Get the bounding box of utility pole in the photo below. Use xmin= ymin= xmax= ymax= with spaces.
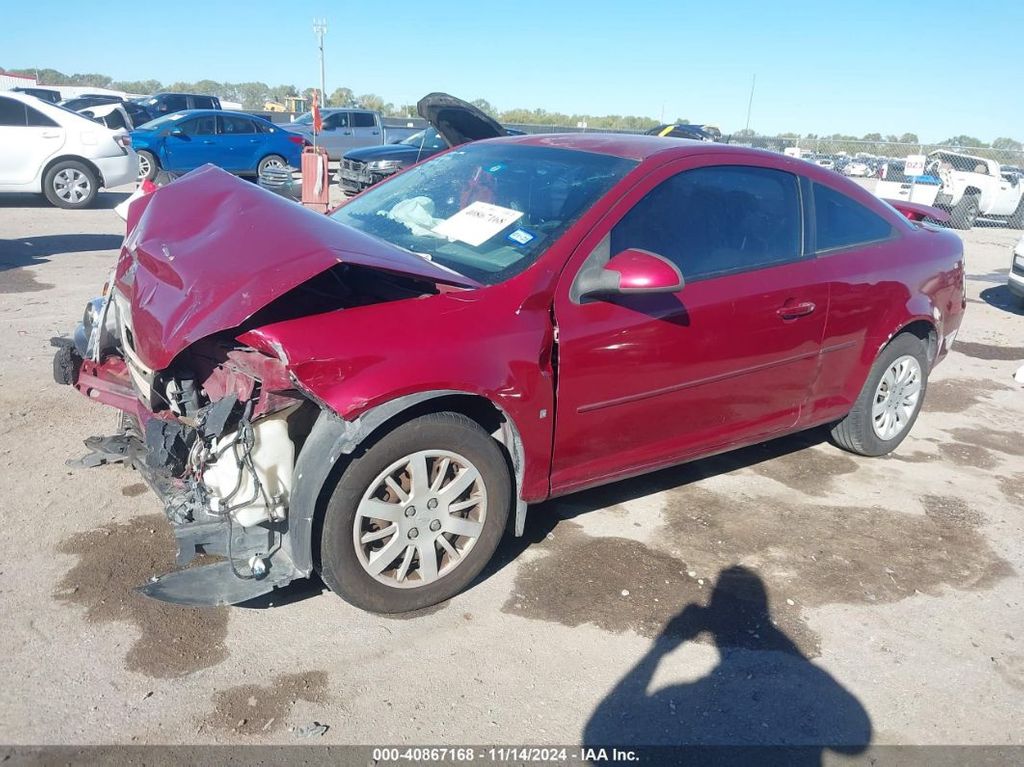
xmin=745 ymin=74 xmax=756 ymax=132
xmin=313 ymin=18 xmax=327 ymax=105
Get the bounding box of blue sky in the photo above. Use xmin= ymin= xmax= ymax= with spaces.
xmin=2 ymin=0 xmax=1020 ymax=142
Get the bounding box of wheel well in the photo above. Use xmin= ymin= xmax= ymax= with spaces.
xmin=303 ymin=392 xmax=526 ymax=574
xmin=892 ymin=319 xmax=938 ymax=363
xmin=357 ymin=393 xmax=521 ymax=487
xmin=963 ymin=186 xmax=982 ymax=198
xmin=41 ymin=155 xmax=104 ymax=187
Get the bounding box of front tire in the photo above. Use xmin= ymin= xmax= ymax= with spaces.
xmin=137 ymin=150 xmax=158 ymax=181
xmin=318 ymin=412 xmax=511 ymax=613
xmin=950 ymin=193 xmax=980 ymax=230
xmin=830 ymin=333 xmax=929 ymax=457
xmin=43 ymin=160 xmax=98 ymax=209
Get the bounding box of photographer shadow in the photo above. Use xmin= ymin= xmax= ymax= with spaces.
xmin=583 ymin=566 xmax=871 ymax=766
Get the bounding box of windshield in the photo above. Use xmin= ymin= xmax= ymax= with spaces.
xmin=399 ymin=127 xmax=448 ymax=150
xmin=330 ymin=143 xmax=636 ymax=285
xmin=292 ymin=111 xmax=314 ymax=125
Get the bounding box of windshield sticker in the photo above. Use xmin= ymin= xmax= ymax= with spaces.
xmin=432 ymin=201 xmax=523 ymax=247
xmin=506 ymin=227 xmax=535 ymax=246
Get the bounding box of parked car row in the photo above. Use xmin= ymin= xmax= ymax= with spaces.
xmin=258 ymin=93 xmax=519 ymax=200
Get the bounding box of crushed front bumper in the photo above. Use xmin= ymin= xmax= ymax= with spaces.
xmin=52 ymin=339 xmax=304 ymax=606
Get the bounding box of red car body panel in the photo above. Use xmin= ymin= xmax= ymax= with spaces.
xmin=76 ymin=137 xmax=966 ymax=510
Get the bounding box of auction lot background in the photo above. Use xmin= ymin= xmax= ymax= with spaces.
xmin=3 ymin=0 xmax=1024 ymax=758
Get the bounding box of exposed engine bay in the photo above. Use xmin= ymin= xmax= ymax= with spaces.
xmin=53 ymin=261 xmax=440 ymax=606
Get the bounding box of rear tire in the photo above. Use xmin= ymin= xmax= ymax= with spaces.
xmin=43 ymin=160 xmax=98 ymax=209
xmin=137 ymin=150 xmax=158 ymax=181
xmin=257 ymin=154 xmax=287 ymax=176
xmin=318 ymin=412 xmax=511 ymax=613
xmin=830 ymin=333 xmax=929 ymax=457
xmin=950 ymin=193 xmax=980 ymax=230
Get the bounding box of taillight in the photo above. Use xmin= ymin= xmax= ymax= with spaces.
xmin=287 ymin=135 xmax=306 ymax=146
xmin=115 ymin=134 xmax=132 ymax=149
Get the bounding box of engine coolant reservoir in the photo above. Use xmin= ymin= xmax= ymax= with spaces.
xmin=204 ymin=407 xmax=297 ymax=527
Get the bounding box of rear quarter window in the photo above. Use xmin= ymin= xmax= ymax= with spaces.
xmin=0 ymin=97 xmax=26 ymax=126
xmin=351 ymin=112 xmax=376 ymax=128
xmin=813 ymin=183 xmax=894 ymax=253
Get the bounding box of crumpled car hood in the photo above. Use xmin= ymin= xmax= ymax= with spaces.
xmin=115 ymin=164 xmax=477 ymax=370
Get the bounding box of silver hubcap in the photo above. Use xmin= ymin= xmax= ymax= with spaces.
xmin=354 ymin=450 xmax=486 ymax=589
xmin=262 ymin=157 xmax=284 ymax=171
xmin=54 ymin=168 xmax=91 ymax=203
xmin=872 ymin=355 xmax=922 ymax=440
xmin=137 ymin=154 xmax=151 ymax=178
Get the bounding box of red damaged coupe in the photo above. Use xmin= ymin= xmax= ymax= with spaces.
xmin=54 ymin=133 xmax=966 ymax=612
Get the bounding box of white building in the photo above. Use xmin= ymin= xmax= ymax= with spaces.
xmin=0 ymin=71 xmax=39 ymax=90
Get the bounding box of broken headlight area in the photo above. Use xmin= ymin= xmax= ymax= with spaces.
xmin=70 ymin=342 xmax=317 ymax=606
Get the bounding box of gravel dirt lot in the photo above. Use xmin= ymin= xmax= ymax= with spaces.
xmin=1 ymin=185 xmax=1022 ymax=751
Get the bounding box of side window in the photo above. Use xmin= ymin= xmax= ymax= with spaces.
xmin=610 ymin=165 xmax=803 ymax=282
xmin=350 ymin=112 xmax=376 ymax=128
xmin=0 ymin=97 xmax=26 ymax=126
xmin=219 ymin=115 xmax=256 ymax=134
xmin=178 ymin=116 xmax=217 ymax=136
xmin=25 ymin=105 xmax=58 ymax=127
xmin=193 ymin=96 xmax=217 ymax=109
xmin=813 ymin=183 xmax=893 ymax=252
xmin=161 ymin=95 xmax=188 ymax=113
xmin=323 ymin=112 xmax=348 ymax=130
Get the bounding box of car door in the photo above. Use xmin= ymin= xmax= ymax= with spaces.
xmin=217 ymin=114 xmax=262 ymax=172
xmin=550 ymin=159 xmax=828 ymax=494
xmin=161 ymin=114 xmax=219 ymax=171
xmin=801 ymin=181 xmax=906 ymax=423
xmin=0 ymin=97 xmax=65 ymax=187
xmin=318 ymin=111 xmax=354 ymax=159
xmin=349 ymin=110 xmax=382 ymax=147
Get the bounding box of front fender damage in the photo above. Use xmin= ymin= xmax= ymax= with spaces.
xmin=286 ymin=392 xmax=529 ymax=580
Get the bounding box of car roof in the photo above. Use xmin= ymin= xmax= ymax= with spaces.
xmin=482 ymin=132 xmax=770 ymax=162
xmin=165 ymin=109 xmax=269 ymax=121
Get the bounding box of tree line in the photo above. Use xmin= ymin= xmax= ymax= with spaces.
xmin=4 ymin=67 xmax=1020 ymax=151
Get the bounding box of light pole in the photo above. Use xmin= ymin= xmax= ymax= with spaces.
xmin=745 ymin=73 xmax=756 ymax=132
xmin=313 ymin=18 xmax=327 ymax=105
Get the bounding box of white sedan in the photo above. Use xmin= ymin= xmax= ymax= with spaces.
xmin=0 ymin=91 xmax=138 ymax=208
xmin=843 ymin=160 xmax=871 ymax=177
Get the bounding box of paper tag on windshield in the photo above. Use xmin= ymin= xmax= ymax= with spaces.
xmin=433 ymin=202 xmax=523 ymax=247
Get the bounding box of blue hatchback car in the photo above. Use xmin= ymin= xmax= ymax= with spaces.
xmin=131 ymin=110 xmax=305 ymax=180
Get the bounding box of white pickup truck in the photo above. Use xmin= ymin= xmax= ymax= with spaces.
xmin=926 ymin=150 xmax=1024 ymax=229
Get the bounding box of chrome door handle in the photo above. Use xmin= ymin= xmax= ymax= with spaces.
xmin=777 ymin=301 xmax=816 ymax=319
xmin=41 ymin=131 xmax=60 ymax=138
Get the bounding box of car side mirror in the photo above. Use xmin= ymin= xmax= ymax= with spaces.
xmin=576 ymin=248 xmax=684 ymax=300
xmin=169 ymin=128 xmax=185 ymax=137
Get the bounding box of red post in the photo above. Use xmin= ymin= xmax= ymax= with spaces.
xmin=301 ymin=145 xmax=331 ymax=213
